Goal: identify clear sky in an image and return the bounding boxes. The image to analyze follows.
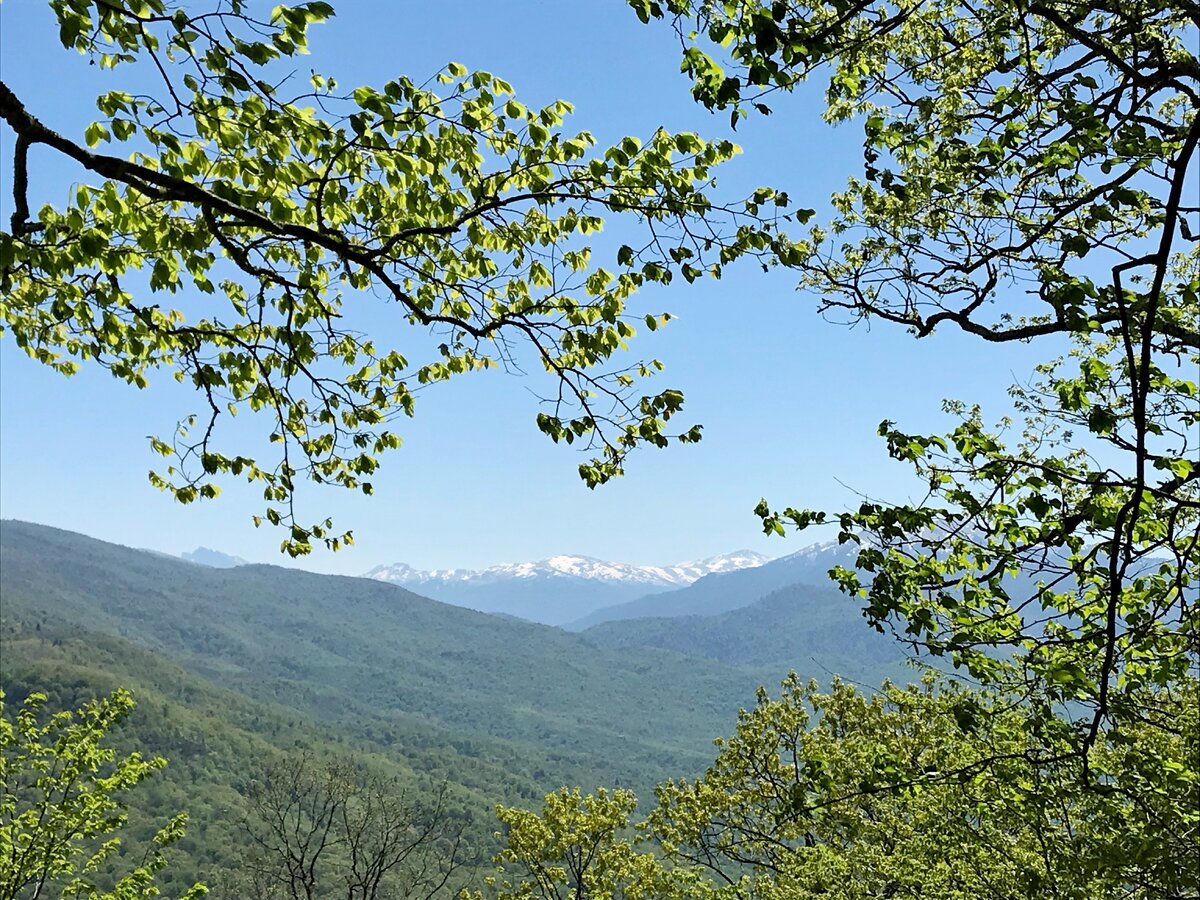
[0,1,1051,574]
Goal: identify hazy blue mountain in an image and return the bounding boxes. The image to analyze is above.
[567,540,858,629]
[180,546,246,568]
[363,570,645,627]
[363,551,768,626]
[580,582,908,686]
[0,520,763,789]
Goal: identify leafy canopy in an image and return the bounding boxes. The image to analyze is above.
[605,1,1199,895]
[637,0,1199,779]
[0,688,205,899]
[487,676,1198,899]
[470,787,689,900]
[0,1,800,554]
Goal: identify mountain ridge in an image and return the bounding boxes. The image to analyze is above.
[180,546,247,568]
[567,540,857,629]
[0,518,763,790]
[365,550,768,588]
[363,550,770,625]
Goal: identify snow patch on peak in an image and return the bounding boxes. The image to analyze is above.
[779,539,847,562]
[365,550,770,589]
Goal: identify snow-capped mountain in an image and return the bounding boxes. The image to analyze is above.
[366,551,766,589]
[567,540,857,630]
[364,551,768,626]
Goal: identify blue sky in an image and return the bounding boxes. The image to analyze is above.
[0,1,1050,573]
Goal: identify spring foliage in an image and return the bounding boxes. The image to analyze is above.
[0,1,799,554]
[640,0,1199,827]
[0,689,205,899]
[488,677,1198,899]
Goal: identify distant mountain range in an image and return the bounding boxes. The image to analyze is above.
[164,539,858,631]
[173,540,858,629]
[180,546,246,568]
[364,551,769,626]
[0,521,904,755]
[0,520,768,791]
[566,540,858,629]
[366,551,767,589]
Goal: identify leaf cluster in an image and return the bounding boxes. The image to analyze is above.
[0,688,205,899]
[1,1,803,554]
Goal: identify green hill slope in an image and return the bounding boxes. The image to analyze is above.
[0,621,503,894]
[1,520,760,789]
[580,583,907,684]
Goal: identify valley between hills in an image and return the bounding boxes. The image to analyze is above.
[0,518,904,893]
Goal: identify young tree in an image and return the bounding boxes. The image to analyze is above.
[0,688,205,899]
[231,754,468,900]
[0,2,796,555]
[474,787,687,900]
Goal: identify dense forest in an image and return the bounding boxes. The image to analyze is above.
[2,0,1196,898]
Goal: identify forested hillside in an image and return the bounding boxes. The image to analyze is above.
[2,520,811,893]
[581,583,904,682]
[2,624,495,893]
[1,519,923,895]
[1,521,764,789]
